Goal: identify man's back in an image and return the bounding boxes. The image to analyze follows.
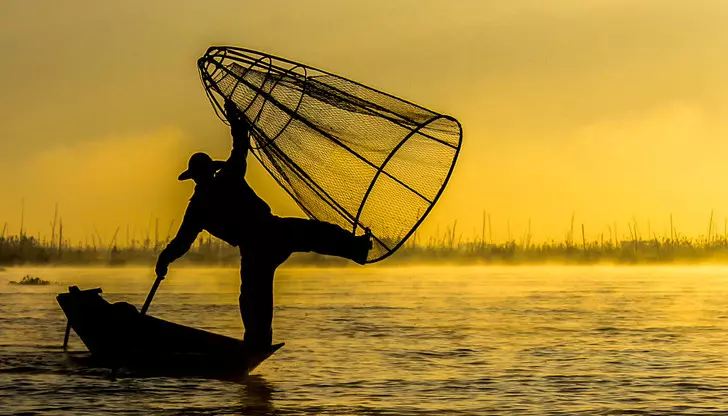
[190,166,272,246]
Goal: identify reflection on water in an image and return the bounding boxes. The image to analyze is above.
[2,265,728,414]
[238,376,276,415]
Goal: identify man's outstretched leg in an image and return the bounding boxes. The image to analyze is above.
[272,216,371,264]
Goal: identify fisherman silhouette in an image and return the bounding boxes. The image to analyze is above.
[156,99,371,354]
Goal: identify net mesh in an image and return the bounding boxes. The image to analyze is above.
[198,47,462,262]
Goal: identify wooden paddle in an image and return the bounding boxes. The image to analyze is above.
[140,274,164,315]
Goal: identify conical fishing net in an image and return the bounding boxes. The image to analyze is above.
[198,46,462,263]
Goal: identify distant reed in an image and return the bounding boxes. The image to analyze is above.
[5,212,728,266]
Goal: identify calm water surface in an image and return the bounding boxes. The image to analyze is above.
[2,265,728,415]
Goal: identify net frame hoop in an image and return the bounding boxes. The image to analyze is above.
[353,114,462,262]
[247,64,308,150]
[198,52,274,126]
[238,55,274,115]
[198,53,273,125]
[201,54,311,151]
[353,113,443,233]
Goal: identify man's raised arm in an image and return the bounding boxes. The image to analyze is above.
[224,100,251,174]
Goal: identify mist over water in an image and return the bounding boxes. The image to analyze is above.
[2,266,728,415]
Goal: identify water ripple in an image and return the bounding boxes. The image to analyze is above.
[3,266,728,414]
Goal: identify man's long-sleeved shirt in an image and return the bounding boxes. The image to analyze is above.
[159,125,271,264]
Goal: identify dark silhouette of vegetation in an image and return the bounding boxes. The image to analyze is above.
[8,274,53,285]
[5,214,728,266]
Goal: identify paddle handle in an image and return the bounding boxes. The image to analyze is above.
[140,275,164,315]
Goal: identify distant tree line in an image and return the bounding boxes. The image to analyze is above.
[6,219,728,266]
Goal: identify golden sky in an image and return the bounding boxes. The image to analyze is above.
[1,0,728,244]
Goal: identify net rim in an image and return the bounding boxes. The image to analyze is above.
[352,114,461,263]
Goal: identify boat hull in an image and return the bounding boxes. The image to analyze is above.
[57,286,282,377]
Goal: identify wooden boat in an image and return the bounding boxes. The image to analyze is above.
[57,286,282,378]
